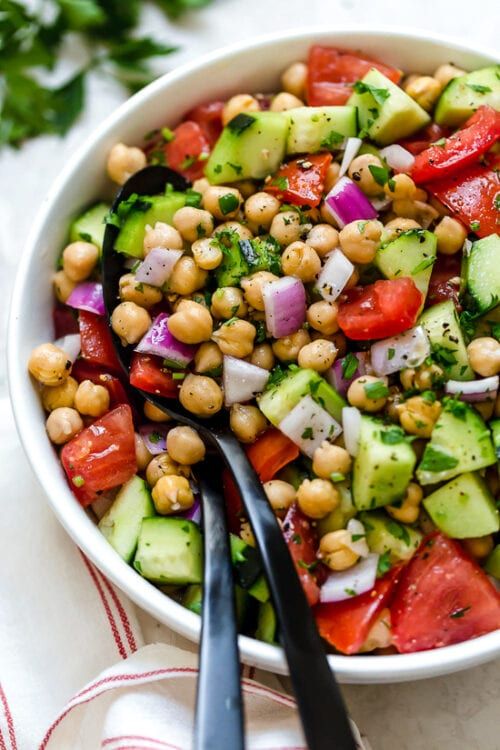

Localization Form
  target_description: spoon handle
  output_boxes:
[212,431,357,750]
[194,460,245,750]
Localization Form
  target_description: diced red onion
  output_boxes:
[320,553,379,603]
[139,423,169,454]
[370,326,430,376]
[463,238,473,257]
[136,313,196,367]
[278,394,342,458]
[326,351,368,397]
[66,282,105,316]
[182,495,201,524]
[54,333,81,363]
[445,376,499,402]
[316,248,354,302]
[223,355,270,407]
[135,247,183,287]
[262,275,306,338]
[379,144,415,173]
[346,518,369,558]
[323,176,378,229]
[339,137,362,177]
[342,406,362,457]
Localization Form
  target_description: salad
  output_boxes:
[27,45,500,655]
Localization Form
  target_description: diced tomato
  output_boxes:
[392,533,500,653]
[427,155,500,237]
[399,123,451,156]
[246,428,300,483]
[164,121,210,181]
[53,305,79,338]
[78,311,122,374]
[307,45,402,106]
[222,470,244,534]
[184,100,224,147]
[283,504,320,606]
[314,566,402,654]
[426,254,462,310]
[129,353,178,399]
[265,153,333,208]
[60,404,137,507]
[72,359,131,409]
[412,106,500,184]
[337,278,423,340]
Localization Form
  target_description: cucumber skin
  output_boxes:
[115,193,186,258]
[376,229,437,299]
[133,518,203,585]
[423,472,499,538]
[466,234,500,315]
[69,202,110,252]
[419,300,474,381]
[435,65,500,126]
[98,476,155,563]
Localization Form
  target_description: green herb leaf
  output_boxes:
[320,130,345,149]
[419,445,459,473]
[301,427,314,440]
[227,112,256,135]
[380,426,406,445]
[341,353,359,380]
[450,605,471,619]
[218,192,240,216]
[353,80,390,106]
[377,551,392,577]
[411,256,436,274]
[387,347,395,360]
[467,83,492,94]
[387,520,411,545]
[368,164,391,187]
[364,381,390,400]
[470,220,481,232]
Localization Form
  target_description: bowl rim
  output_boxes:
[8,24,500,684]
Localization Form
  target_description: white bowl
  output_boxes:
[8,27,500,684]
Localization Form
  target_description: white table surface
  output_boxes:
[1,1,499,747]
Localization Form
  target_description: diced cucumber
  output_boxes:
[69,202,110,252]
[205,112,288,183]
[416,401,496,485]
[360,510,422,562]
[115,193,186,258]
[376,229,437,299]
[491,419,500,460]
[347,68,430,145]
[230,533,262,589]
[248,574,270,604]
[317,484,357,535]
[258,367,345,425]
[133,517,202,585]
[183,583,202,615]
[98,476,155,563]
[419,300,474,381]
[423,472,499,538]
[255,601,277,644]
[285,106,357,154]
[466,234,500,314]
[485,545,500,580]
[352,416,416,510]
[434,65,500,127]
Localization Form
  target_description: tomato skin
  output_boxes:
[412,106,500,183]
[129,353,178,399]
[78,311,122,374]
[337,278,423,340]
[314,566,402,654]
[307,45,402,106]
[60,404,137,507]
[164,121,210,181]
[399,123,451,156]
[72,359,131,409]
[184,100,224,147]
[392,532,500,653]
[265,153,333,208]
[283,504,320,607]
[426,254,462,310]
[245,428,300,483]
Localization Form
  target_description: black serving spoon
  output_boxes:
[102,166,357,750]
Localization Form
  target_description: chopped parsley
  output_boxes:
[432,137,447,147]
[411,256,436,274]
[357,221,368,234]
[377,551,392,577]
[148,431,163,443]
[72,475,85,488]
[443,396,467,420]
[291,533,302,545]
[353,80,390,106]
[341,352,359,380]
[467,83,492,94]
[470,220,481,232]
[320,130,345,149]
[227,112,256,135]
[387,347,395,360]
[364,381,390,400]
[161,126,175,142]
[105,193,152,229]
[495,193,500,212]
[218,193,240,216]
[419,445,459,473]
[344,588,357,597]
[301,427,314,440]
[450,606,471,619]
[380,426,406,445]
[185,189,203,208]
[330,472,346,483]
[267,365,287,389]
[387,520,411,545]
[297,559,318,572]
[269,176,289,191]
[431,344,458,370]
[368,164,391,187]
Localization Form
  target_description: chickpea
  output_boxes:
[194,342,223,374]
[240,520,256,547]
[397,395,442,438]
[387,483,423,524]
[249,343,275,370]
[404,76,441,111]
[202,185,243,220]
[211,287,247,320]
[28,343,72,386]
[168,300,213,345]
[134,433,152,472]
[392,200,439,228]
[232,180,257,199]
[179,374,223,417]
[272,329,310,363]
[281,61,308,99]
[263,480,296,515]
[298,339,337,372]
[296,478,340,519]
[319,529,359,571]
[281,241,321,282]
[111,301,151,346]
[192,177,210,195]
[463,535,494,560]
[230,404,267,443]
[414,187,428,203]
[383,218,421,243]
[222,94,259,126]
[191,238,223,270]
[434,216,467,255]
[324,162,341,193]
[339,220,383,264]
[214,221,253,241]
[53,270,77,303]
[345,267,360,290]
[62,241,99,282]
[152,475,194,515]
[244,192,281,230]
[306,300,339,336]
[144,401,171,422]
[270,92,304,111]
[330,331,347,358]
[400,362,444,391]
[306,224,339,258]
[348,154,385,197]
[119,273,162,308]
[269,211,305,246]
[168,256,207,296]
[433,63,466,88]
[107,142,147,185]
[173,207,214,244]
[383,173,417,202]
[41,376,78,412]
[347,376,388,413]
[166,426,206,465]
[467,337,500,377]
[144,221,183,253]
[146,452,180,487]
[74,380,110,417]
[474,400,495,421]
[312,442,352,479]
[241,272,278,311]
[212,319,256,358]
[45,407,83,445]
